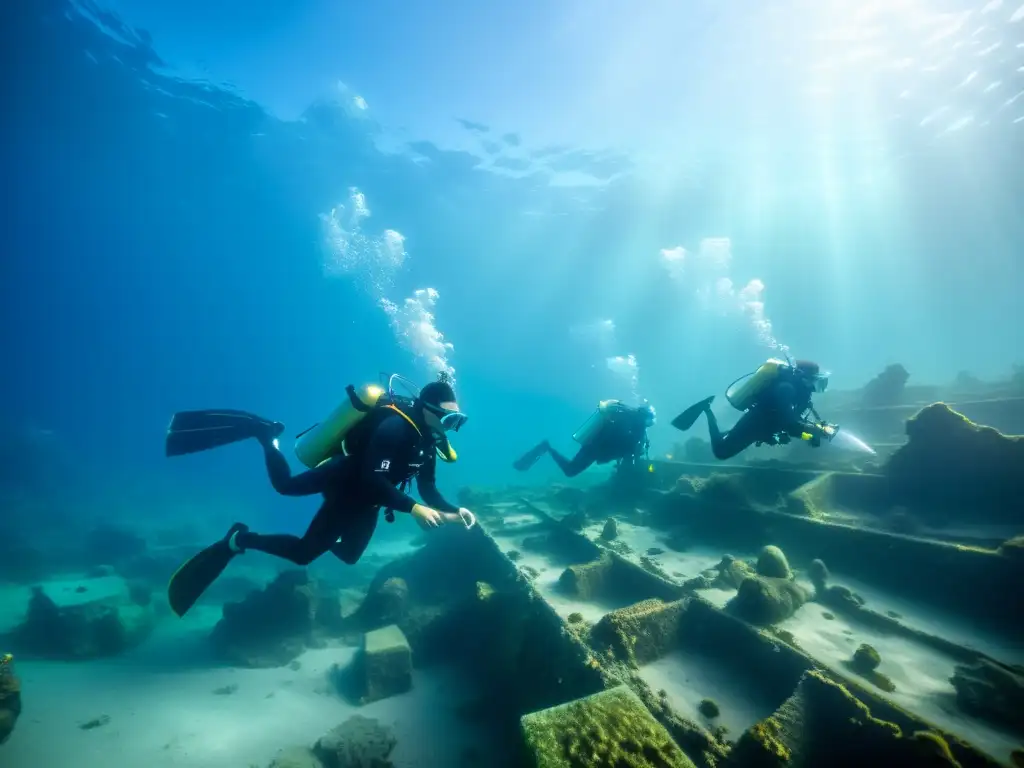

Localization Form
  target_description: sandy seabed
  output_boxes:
[2,599,497,768]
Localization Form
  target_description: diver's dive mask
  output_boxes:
[641,403,657,427]
[424,403,468,433]
[813,375,830,394]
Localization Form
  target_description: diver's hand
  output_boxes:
[411,503,444,529]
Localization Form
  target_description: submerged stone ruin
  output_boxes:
[2,371,1023,767]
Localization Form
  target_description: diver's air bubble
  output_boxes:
[381,288,456,384]
[319,187,406,297]
[606,354,640,402]
[658,237,789,355]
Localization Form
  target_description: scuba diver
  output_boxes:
[163,373,475,618]
[670,358,838,460]
[513,400,656,477]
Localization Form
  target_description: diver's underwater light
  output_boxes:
[833,429,876,455]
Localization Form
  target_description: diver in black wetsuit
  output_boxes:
[164,378,475,617]
[671,359,836,461]
[513,401,656,477]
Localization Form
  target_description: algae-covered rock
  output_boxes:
[726,670,917,767]
[211,570,326,668]
[885,403,1024,524]
[727,576,809,626]
[950,659,1024,734]
[520,684,696,767]
[755,546,792,579]
[862,364,910,407]
[558,555,613,600]
[590,599,682,666]
[600,518,618,541]
[352,624,413,705]
[346,577,409,631]
[807,559,829,595]
[842,644,895,693]
[712,555,756,590]
[0,655,21,745]
[698,698,720,719]
[314,715,396,768]
[4,576,155,660]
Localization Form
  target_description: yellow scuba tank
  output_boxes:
[572,399,619,445]
[294,384,387,469]
[725,359,788,411]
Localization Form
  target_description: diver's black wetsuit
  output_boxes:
[238,412,459,565]
[706,375,814,460]
[527,409,650,478]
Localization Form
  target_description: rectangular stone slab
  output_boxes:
[362,624,412,703]
[521,684,696,767]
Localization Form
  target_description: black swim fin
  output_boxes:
[167,523,248,618]
[671,396,715,432]
[513,440,550,472]
[165,409,284,457]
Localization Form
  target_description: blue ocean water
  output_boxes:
[0,0,1020,575]
[2,2,1024,766]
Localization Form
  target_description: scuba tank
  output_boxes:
[725,359,790,411]
[572,400,622,445]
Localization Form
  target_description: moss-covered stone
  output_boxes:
[590,599,684,666]
[885,403,1024,525]
[0,656,21,745]
[600,518,618,541]
[851,644,881,673]
[360,624,412,704]
[712,555,757,590]
[4,577,156,661]
[755,546,792,579]
[698,698,720,719]
[727,576,809,626]
[520,684,696,767]
[726,670,906,767]
[950,659,1024,733]
[807,559,829,594]
[557,555,613,600]
[842,644,896,693]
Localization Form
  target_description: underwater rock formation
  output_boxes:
[313,715,397,768]
[727,670,965,767]
[337,624,413,705]
[755,545,792,579]
[861,364,910,407]
[712,555,757,590]
[345,577,409,630]
[727,575,810,626]
[885,403,1024,524]
[0,655,20,745]
[807,559,829,595]
[590,599,684,666]
[843,644,896,693]
[520,684,696,768]
[211,570,333,668]
[600,517,618,541]
[4,576,155,660]
[950,659,1024,735]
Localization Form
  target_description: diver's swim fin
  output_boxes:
[165,409,284,457]
[167,523,248,618]
[671,396,715,432]
[513,440,550,472]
